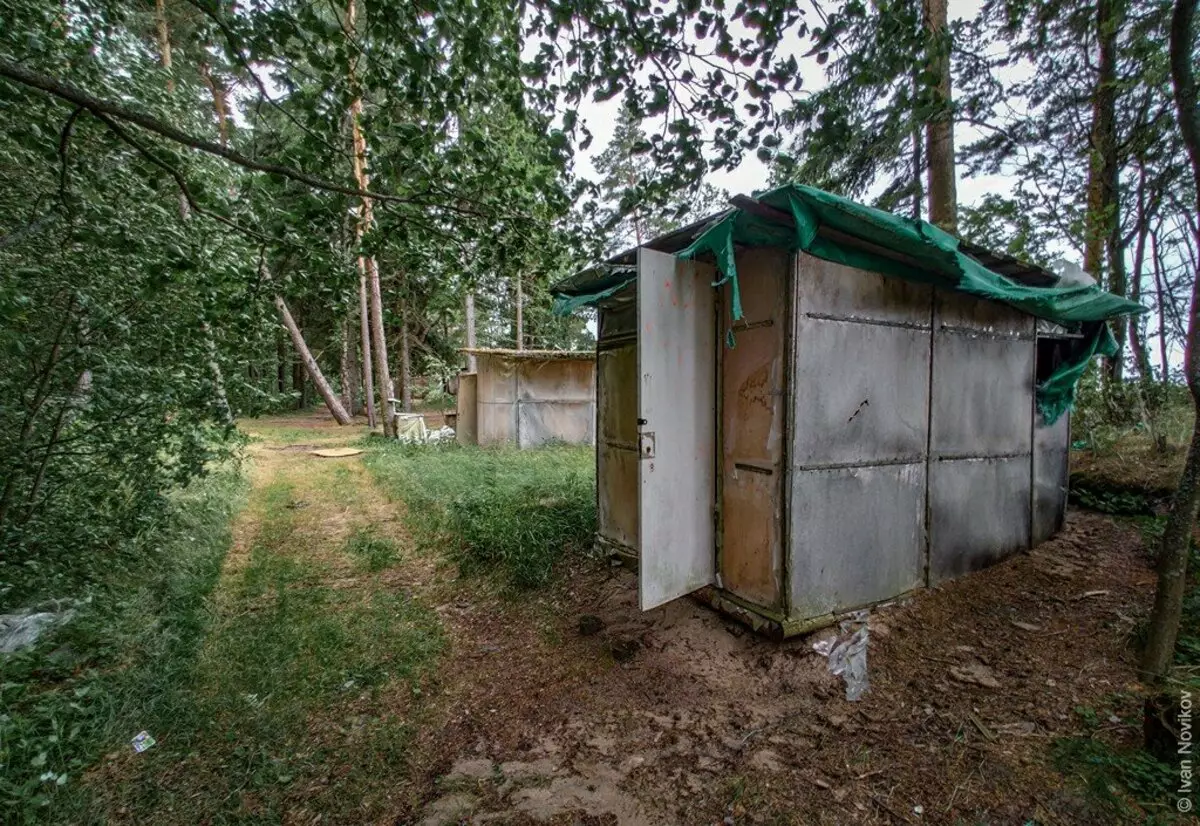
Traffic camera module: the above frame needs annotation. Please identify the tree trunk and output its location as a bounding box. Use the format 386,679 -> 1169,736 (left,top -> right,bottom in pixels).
274,295 -> 353,424
293,360 -> 305,409
515,272 -> 524,351
1140,0 -> 1200,687
465,290 -> 477,373
400,303 -> 412,412
1129,174 -> 1152,384
198,61 -> 230,147
1085,0 -> 1124,380
154,0 -> 174,94
358,261 -> 377,428
347,0 -> 393,436
276,328 -> 287,393
1152,229 -> 1171,385
340,315 -> 360,415
202,320 -> 234,425
911,68 -> 924,222
922,0 -> 957,233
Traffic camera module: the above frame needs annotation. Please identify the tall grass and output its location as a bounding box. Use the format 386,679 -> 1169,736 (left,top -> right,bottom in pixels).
365,443 -> 596,588
0,469 -> 245,822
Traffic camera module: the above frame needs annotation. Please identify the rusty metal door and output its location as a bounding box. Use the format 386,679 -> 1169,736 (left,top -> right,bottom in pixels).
719,248 -> 787,609
637,249 -> 717,610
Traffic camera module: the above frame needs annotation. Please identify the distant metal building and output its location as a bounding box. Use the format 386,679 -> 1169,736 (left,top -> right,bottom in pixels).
552,184 -> 1141,636
455,348 -> 596,448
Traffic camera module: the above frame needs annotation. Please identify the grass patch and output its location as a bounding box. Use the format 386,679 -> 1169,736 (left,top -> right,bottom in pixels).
344,527 -> 401,572
365,442 -> 596,588
87,470 -> 443,824
0,468 -> 246,823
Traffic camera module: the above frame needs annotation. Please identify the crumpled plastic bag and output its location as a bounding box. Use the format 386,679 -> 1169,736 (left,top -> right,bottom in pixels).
813,610 -> 870,701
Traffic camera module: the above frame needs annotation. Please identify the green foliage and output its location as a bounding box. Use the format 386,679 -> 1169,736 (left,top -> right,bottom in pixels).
1052,735 -> 1184,824
0,468 -> 244,822
365,443 -> 596,588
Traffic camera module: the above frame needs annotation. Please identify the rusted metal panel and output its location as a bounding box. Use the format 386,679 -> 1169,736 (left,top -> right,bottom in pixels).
455,373 -> 478,446
637,249 -> 717,611
929,456 -> 1032,581
597,337 -> 638,554
1033,410 -> 1070,544
720,247 -> 786,609
792,319 -> 931,467
799,253 -> 933,325
789,464 -> 926,617
930,332 -> 1035,458
598,443 -> 639,551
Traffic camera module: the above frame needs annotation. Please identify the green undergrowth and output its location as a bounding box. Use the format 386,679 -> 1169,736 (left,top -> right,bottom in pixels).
0,468 -> 246,823
89,473 -> 441,824
364,442 -> 596,588
1052,693 -> 1194,826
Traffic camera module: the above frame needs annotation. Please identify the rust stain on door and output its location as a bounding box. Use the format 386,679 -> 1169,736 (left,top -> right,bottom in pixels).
720,248 -> 787,609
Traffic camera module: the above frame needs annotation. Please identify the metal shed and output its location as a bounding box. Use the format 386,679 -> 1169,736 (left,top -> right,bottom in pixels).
455,348 -> 596,448
553,184 -> 1143,637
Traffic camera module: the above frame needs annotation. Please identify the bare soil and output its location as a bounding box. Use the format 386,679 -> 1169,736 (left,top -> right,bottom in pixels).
243,412 -> 1168,825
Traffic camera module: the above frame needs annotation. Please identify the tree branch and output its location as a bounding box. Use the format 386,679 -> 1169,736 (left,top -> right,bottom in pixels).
89,110 -> 282,246
0,57 -> 417,205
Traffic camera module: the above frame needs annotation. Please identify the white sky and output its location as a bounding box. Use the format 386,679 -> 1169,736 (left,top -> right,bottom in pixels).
568,0 -> 1011,217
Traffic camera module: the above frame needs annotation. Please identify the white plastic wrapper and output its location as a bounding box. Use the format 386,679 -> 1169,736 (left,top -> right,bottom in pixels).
813,609 -> 870,701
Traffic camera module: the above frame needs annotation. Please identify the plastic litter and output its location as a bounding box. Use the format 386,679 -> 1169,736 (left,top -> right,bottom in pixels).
813,610 -> 870,702
131,731 -> 156,753
0,603 -> 77,654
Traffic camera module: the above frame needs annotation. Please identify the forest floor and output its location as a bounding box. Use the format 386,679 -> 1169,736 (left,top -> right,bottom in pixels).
86,411 -> 1192,825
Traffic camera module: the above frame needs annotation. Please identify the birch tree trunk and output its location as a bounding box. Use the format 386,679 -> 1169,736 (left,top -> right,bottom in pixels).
922,0 -> 957,233
274,295 -> 353,424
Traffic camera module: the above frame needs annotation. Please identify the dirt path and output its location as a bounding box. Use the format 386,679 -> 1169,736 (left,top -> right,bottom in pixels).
101,411 -> 1171,825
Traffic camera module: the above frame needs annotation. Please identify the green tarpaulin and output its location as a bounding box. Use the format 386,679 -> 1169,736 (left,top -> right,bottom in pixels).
555,183 -> 1145,423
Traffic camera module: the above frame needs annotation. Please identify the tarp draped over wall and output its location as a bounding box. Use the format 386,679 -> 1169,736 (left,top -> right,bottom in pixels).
555,184 -> 1146,424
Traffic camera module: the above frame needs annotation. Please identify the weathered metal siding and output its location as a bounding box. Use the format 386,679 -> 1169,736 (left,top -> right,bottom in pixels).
1032,404 -> 1070,544
596,341 -> 638,552
788,254 -> 931,618
637,250 -> 717,610
455,373 -> 478,446
719,248 -> 787,610
514,359 -> 595,448
475,354 -> 517,444
928,291 -> 1035,582
471,354 -> 596,448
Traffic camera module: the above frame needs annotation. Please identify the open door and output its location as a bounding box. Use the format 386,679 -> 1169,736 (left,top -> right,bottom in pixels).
637,249 -> 717,610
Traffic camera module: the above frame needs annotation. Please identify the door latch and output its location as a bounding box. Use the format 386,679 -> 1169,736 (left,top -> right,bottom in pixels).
638,431 -> 656,460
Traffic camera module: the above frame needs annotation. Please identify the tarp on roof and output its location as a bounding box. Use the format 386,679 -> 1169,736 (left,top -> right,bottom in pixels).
556,183 -> 1145,423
